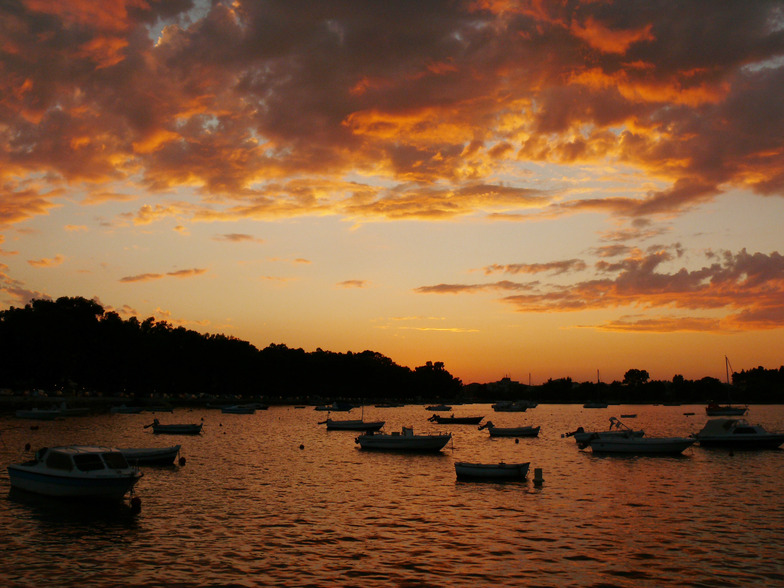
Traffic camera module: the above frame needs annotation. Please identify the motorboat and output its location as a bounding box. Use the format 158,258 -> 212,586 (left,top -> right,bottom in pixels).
14,408 -> 60,420
146,419 -> 203,435
221,405 -> 256,414
425,404 -> 452,411
355,427 -> 452,452
478,421 -> 540,437
119,445 -> 181,465
587,436 -> 695,455
454,461 -> 530,482
314,402 -> 354,412
56,402 -> 90,417
110,405 -> 144,414
428,414 -> 484,425
694,418 -> 784,449
705,403 -> 748,416
319,418 -> 385,432
7,446 -> 142,499
491,400 -> 535,412
564,417 -> 644,448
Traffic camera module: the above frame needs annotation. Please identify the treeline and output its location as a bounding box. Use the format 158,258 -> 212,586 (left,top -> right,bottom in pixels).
0,297 -> 462,402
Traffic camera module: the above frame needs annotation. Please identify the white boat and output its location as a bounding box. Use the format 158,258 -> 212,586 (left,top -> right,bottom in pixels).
455,461 -> 530,481
319,418 -> 385,431
588,436 -> 695,455
694,418 -> 784,449
15,408 -> 60,420
119,445 -> 181,465
7,446 -> 142,499
355,427 -> 452,452
478,421 -> 540,437
564,417 -> 644,448
221,405 -> 256,414
146,419 -> 203,435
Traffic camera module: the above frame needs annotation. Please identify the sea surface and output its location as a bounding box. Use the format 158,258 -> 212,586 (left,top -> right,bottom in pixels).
2,403 -> 784,587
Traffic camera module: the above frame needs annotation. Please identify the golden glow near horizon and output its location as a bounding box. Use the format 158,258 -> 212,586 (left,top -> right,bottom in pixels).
2,1 -> 784,384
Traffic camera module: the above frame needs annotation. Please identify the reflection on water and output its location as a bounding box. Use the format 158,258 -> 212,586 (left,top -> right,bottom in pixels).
2,404 -> 784,586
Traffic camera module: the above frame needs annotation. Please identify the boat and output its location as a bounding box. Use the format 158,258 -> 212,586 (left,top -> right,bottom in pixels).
705,403 -> 748,416
221,405 -> 256,414
478,421 -> 540,437
454,461 -> 530,482
428,414 -> 484,425
563,417 -> 644,447
587,436 -> 695,455
425,404 -> 451,411
355,427 -> 452,452
7,446 -> 142,499
14,408 -> 61,420
583,402 -> 608,408
119,445 -> 181,465
620,414 -> 637,418
694,418 -> 784,449
706,356 -> 748,416
314,402 -> 354,412
491,400 -> 535,412
110,405 -> 144,414
318,418 -> 385,432
56,402 -> 90,417
146,419 -> 203,435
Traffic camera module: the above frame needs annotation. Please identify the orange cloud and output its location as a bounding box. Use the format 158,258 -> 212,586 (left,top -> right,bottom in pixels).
28,254 -> 65,267
570,17 -> 654,55
337,280 -> 369,288
119,268 -> 207,283
417,248 -> 784,332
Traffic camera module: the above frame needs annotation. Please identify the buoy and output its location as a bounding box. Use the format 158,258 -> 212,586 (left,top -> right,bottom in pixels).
178,456 -> 186,466
533,468 -> 544,487
130,496 -> 142,514
300,444 -> 305,450
515,438 -> 519,444
24,443 -> 31,451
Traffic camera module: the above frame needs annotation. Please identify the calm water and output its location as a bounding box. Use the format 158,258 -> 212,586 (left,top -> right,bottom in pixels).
2,404 -> 784,587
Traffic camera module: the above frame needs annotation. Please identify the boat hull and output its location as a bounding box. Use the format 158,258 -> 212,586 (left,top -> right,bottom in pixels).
152,424 -> 203,435
356,434 -> 451,452
428,416 -> 484,425
323,420 -> 385,431
696,436 -> 784,450
487,426 -> 540,438
119,445 -> 181,465
455,462 -> 530,481
589,437 -> 694,455
7,466 -> 141,499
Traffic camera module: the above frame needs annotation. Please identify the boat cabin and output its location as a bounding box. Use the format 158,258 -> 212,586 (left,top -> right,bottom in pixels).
34,447 -> 131,471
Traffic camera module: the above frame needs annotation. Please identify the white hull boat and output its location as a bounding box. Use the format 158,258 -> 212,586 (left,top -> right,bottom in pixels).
455,461 -> 530,481
694,418 -> 784,449
119,445 -> 181,465
588,436 -> 694,455
7,446 -> 142,499
479,421 -> 540,437
355,427 -> 451,452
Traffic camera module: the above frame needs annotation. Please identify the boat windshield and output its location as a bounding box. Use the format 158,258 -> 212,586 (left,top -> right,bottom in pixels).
73,453 -> 106,471
45,451 -> 73,471
103,452 -> 130,469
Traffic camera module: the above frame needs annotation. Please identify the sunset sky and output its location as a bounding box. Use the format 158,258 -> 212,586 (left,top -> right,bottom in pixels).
2,1 -> 784,385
